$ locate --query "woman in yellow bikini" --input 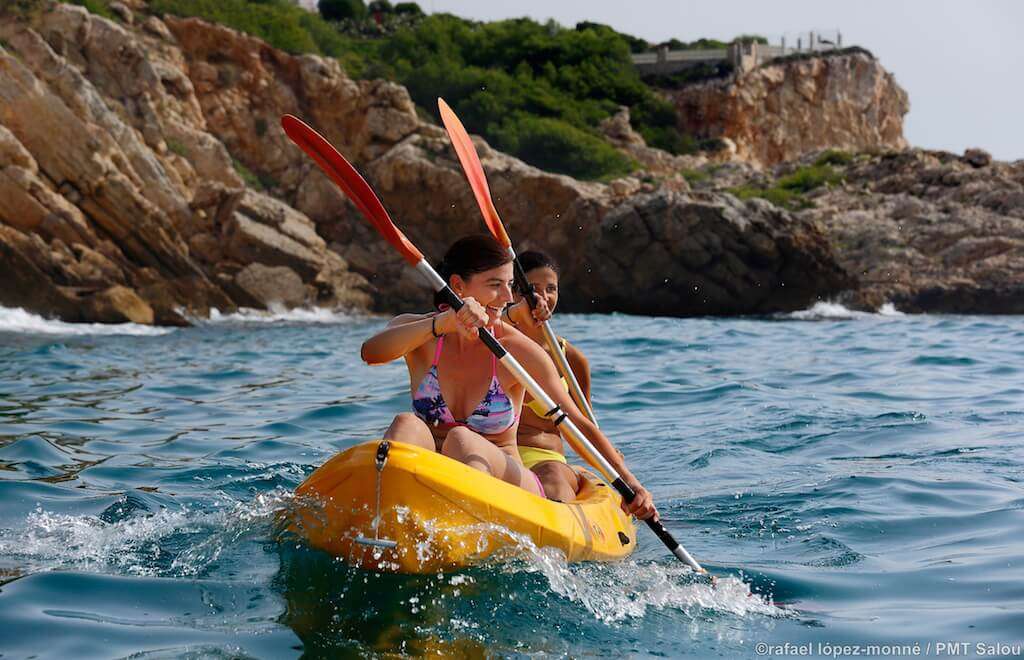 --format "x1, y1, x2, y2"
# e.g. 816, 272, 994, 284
505, 251, 596, 502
